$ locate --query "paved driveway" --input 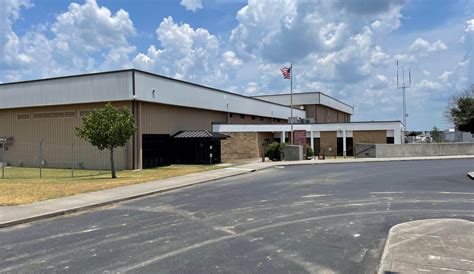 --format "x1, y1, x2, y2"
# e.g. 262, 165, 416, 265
1, 159, 474, 273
